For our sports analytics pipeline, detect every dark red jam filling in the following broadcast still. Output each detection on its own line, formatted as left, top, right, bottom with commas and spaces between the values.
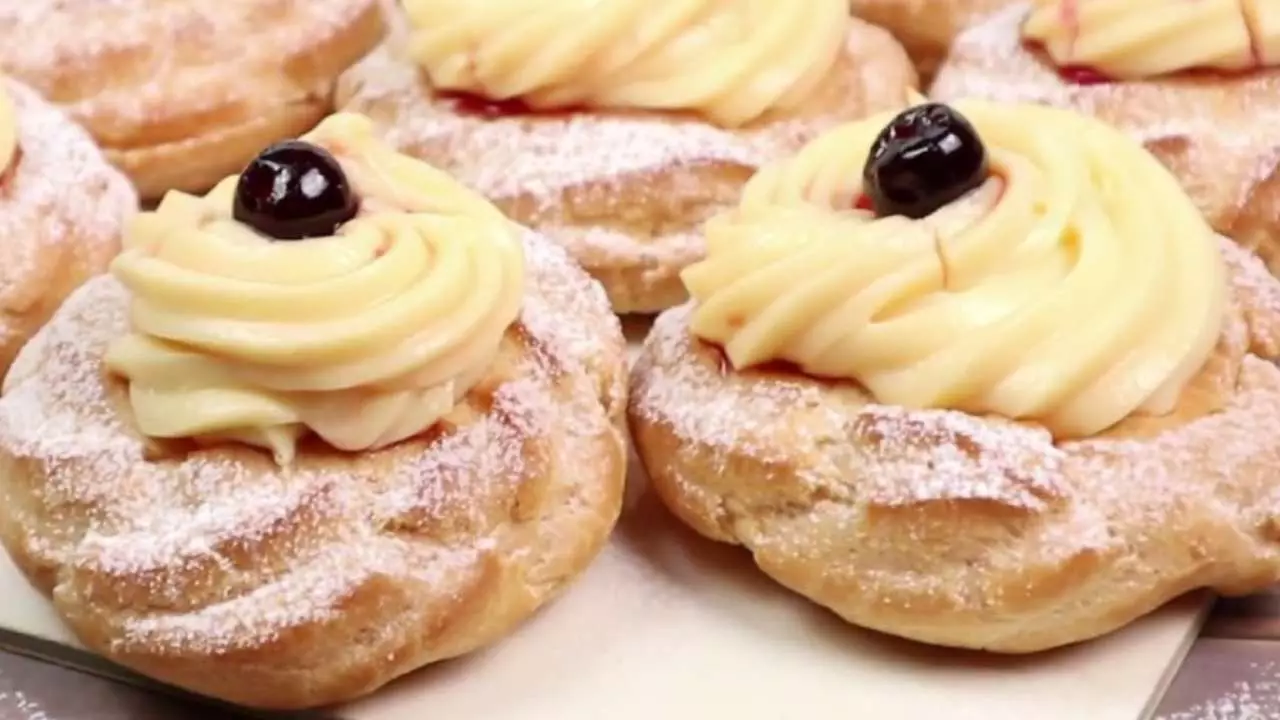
437, 91, 538, 118
1043, 57, 1269, 86
1055, 64, 1113, 86
436, 91, 587, 119
1023, 25, 1270, 88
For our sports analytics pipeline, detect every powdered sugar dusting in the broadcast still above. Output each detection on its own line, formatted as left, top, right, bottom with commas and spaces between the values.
0, 225, 624, 683
0, 0, 380, 143
1158, 668, 1280, 720
349, 45, 809, 203
338, 43, 815, 277
1220, 237, 1280, 356
930, 3, 1280, 234
0, 685, 48, 720
848, 405, 1066, 510
630, 235, 1280, 649
0, 78, 135, 353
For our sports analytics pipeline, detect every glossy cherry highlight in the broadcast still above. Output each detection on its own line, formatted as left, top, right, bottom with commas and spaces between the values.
861, 103, 989, 220
233, 140, 359, 241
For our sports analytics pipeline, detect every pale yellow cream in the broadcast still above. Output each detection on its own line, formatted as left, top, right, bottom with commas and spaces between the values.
682, 100, 1227, 439
402, 0, 847, 127
105, 113, 526, 465
1022, 0, 1277, 79
0, 83, 16, 178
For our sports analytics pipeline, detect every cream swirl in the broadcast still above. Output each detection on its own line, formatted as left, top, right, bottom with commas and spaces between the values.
402, 0, 847, 127
681, 100, 1227, 439
1022, 0, 1277, 79
105, 113, 526, 464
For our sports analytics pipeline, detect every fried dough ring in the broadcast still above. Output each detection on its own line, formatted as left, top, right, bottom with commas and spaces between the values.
0, 230, 628, 709
630, 237, 1280, 652
0, 78, 135, 380
0, 0, 386, 198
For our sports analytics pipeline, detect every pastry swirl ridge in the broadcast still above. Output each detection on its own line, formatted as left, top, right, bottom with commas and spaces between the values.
106, 114, 525, 463
682, 100, 1227, 438
1022, 0, 1277, 79
402, 0, 848, 126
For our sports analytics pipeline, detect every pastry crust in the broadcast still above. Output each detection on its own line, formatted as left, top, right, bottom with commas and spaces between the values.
847, 0, 1018, 81
336, 12, 917, 314
0, 230, 628, 709
930, 3, 1280, 277
0, 79, 135, 381
0, 0, 387, 199
629, 237, 1280, 653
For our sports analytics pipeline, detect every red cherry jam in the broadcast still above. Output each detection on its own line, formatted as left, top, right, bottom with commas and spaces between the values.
1056, 64, 1113, 86
437, 91, 537, 118
437, 90, 590, 119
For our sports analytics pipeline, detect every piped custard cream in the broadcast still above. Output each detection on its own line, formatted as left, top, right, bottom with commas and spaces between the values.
402, 0, 847, 127
682, 100, 1227, 439
1022, 0, 1277, 79
105, 114, 526, 465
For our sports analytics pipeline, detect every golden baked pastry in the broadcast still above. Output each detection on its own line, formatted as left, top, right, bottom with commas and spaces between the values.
336, 0, 918, 314
0, 0, 386, 199
847, 0, 1019, 81
930, 2, 1280, 276
629, 97, 1280, 653
0, 114, 627, 709
0, 77, 135, 380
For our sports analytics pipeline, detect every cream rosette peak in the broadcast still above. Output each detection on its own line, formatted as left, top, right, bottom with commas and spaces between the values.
681, 99, 1228, 439
1022, 0, 1277, 80
105, 113, 527, 465
402, 0, 848, 127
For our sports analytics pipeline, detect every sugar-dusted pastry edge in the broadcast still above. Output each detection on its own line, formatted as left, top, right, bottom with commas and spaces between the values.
629, 236, 1280, 653
0, 229, 627, 709
40, 0, 389, 198
0, 78, 136, 382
